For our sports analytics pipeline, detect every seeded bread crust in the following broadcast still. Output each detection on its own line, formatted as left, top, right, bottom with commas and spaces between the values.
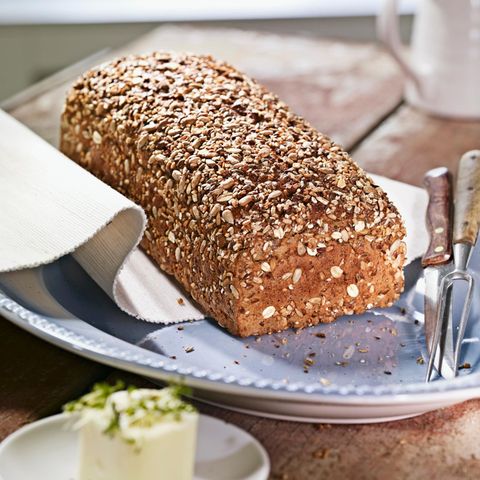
60, 52, 406, 337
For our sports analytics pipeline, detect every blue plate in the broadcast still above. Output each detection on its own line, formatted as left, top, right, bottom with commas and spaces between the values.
1, 245, 480, 423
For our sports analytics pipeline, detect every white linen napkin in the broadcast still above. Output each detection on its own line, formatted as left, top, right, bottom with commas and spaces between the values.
0, 110, 428, 324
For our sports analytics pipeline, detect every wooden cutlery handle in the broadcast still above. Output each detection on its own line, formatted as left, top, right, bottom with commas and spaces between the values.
453, 150, 480, 245
422, 167, 453, 267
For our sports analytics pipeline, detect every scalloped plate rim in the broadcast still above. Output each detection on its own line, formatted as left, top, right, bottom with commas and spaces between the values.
1, 290, 480, 409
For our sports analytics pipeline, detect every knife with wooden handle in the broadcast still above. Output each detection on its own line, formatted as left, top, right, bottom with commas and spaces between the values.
422, 167, 454, 378
422, 167, 453, 268
424, 151, 480, 381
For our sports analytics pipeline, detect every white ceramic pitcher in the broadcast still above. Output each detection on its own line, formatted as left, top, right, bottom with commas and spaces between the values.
377, 0, 480, 119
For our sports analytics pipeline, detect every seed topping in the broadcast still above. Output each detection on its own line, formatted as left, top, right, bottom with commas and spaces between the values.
262, 306, 276, 319
292, 268, 302, 284
347, 284, 359, 298
330, 266, 343, 278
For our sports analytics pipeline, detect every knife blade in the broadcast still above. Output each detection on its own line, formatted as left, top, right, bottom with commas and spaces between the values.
422, 167, 455, 379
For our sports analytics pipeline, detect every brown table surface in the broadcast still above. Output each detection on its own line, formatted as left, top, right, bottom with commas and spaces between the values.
2, 26, 480, 480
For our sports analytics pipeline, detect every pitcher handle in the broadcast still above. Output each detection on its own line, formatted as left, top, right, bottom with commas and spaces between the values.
377, 0, 421, 89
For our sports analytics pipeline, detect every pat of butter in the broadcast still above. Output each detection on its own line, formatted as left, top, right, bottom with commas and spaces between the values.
75, 388, 198, 480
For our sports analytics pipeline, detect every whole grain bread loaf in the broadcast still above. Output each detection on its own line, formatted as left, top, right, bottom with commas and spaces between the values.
60, 52, 406, 337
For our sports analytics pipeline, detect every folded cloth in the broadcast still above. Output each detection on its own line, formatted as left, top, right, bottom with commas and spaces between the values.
0, 110, 428, 324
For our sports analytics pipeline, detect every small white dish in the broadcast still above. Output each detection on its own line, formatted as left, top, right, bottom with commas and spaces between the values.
0, 413, 269, 480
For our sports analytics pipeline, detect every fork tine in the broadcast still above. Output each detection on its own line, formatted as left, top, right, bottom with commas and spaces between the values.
453, 275, 475, 373
437, 284, 455, 378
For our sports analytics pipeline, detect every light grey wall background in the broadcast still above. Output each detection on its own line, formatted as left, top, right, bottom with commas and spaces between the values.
0, 17, 413, 102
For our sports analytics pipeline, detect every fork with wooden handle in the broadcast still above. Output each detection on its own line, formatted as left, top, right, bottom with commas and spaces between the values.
426, 150, 480, 381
